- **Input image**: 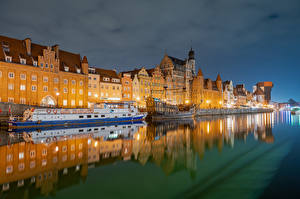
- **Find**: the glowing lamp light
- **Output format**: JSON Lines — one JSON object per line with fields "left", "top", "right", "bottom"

{"left": 55, "top": 146, "right": 59, "bottom": 152}
{"left": 219, "top": 101, "right": 222, "bottom": 104}
{"left": 94, "top": 141, "right": 98, "bottom": 147}
{"left": 206, "top": 100, "right": 211, "bottom": 104}
{"left": 56, "top": 92, "right": 60, "bottom": 96}
{"left": 137, "top": 134, "right": 140, "bottom": 140}
{"left": 94, "top": 94, "right": 98, "bottom": 98}
{"left": 185, "top": 100, "right": 189, "bottom": 104}
{"left": 136, "top": 97, "right": 140, "bottom": 101}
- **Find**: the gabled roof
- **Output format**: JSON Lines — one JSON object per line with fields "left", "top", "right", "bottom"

{"left": 94, "top": 67, "right": 121, "bottom": 84}
{"left": 197, "top": 69, "right": 203, "bottom": 77}
{"left": 0, "top": 35, "right": 83, "bottom": 74}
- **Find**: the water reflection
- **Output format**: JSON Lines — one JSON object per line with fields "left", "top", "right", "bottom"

{"left": 0, "top": 112, "right": 290, "bottom": 199}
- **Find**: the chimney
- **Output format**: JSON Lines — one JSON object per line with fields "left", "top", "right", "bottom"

{"left": 53, "top": 44, "right": 59, "bottom": 59}
{"left": 24, "top": 38, "right": 31, "bottom": 55}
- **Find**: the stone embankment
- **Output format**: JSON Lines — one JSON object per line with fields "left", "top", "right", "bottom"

{"left": 196, "top": 108, "right": 273, "bottom": 116}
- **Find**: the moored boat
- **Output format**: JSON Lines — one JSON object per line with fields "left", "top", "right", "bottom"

{"left": 291, "top": 107, "right": 300, "bottom": 115}
{"left": 8, "top": 102, "right": 147, "bottom": 129}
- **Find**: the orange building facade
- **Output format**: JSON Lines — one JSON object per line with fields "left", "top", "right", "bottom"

{"left": 119, "top": 72, "right": 132, "bottom": 101}
{"left": 0, "top": 35, "right": 89, "bottom": 108}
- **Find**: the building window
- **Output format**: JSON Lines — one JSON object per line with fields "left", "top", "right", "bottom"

{"left": 50, "top": 64, "right": 53, "bottom": 69}
{"left": 8, "top": 72, "right": 14, "bottom": 79}
{"left": 94, "top": 84, "right": 97, "bottom": 88}
{"left": 43, "top": 86, "right": 48, "bottom": 92}
{"left": 20, "top": 85, "right": 26, "bottom": 91}
{"left": 79, "top": 100, "right": 83, "bottom": 106}
{"left": 7, "top": 154, "right": 13, "bottom": 162}
{"left": 64, "top": 66, "right": 69, "bottom": 72}
{"left": 8, "top": 84, "right": 14, "bottom": 90}
{"left": 54, "top": 78, "right": 59, "bottom": 83}
{"left": 79, "top": 89, "right": 83, "bottom": 95}
{"left": 0, "top": 70, "right": 2, "bottom": 78}
{"left": 20, "top": 98, "right": 26, "bottom": 104}
{"left": 5, "top": 56, "right": 12, "bottom": 62}
{"left": 40, "top": 63, "right": 43, "bottom": 68}
{"left": 33, "top": 60, "right": 37, "bottom": 66}
{"left": 42, "top": 159, "right": 47, "bottom": 166}
{"left": 72, "top": 80, "right": 76, "bottom": 85}
{"left": 71, "top": 144, "right": 75, "bottom": 151}
{"left": 62, "top": 146, "right": 67, "bottom": 152}
{"left": 30, "top": 150, "right": 36, "bottom": 158}
{"left": 43, "top": 77, "right": 48, "bottom": 82}
{"left": 72, "top": 89, "right": 75, "bottom": 94}
{"left": 20, "top": 58, "right": 26, "bottom": 65}
{"left": 32, "top": 85, "right": 37, "bottom": 92}
{"left": 88, "top": 92, "right": 91, "bottom": 96}
{"left": 76, "top": 68, "right": 81, "bottom": 73}
{"left": 63, "top": 100, "right": 67, "bottom": 106}
{"left": 20, "top": 74, "right": 26, "bottom": 80}
{"left": 42, "top": 149, "right": 47, "bottom": 156}
{"left": 8, "top": 98, "right": 14, "bottom": 103}
{"left": 30, "top": 161, "right": 35, "bottom": 169}
{"left": 32, "top": 75, "right": 37, "bottom": 81}
{"left": 79, "top": 143, "right": 83, "bottom": 150}
{"left": 45, "top": 63, "right": 48, "bottom": 68}
{"left": 64, "top": 88, "right": 68, "bottom": 93}
{"left": 6, "top": 165, "right": 13, "bottom": 174}
{"left": 53, "top": 156, "right": 58, "bottom": 163}
{"left": 71, "top": 100, "right": 75, "bottom": 106}
{"left": 64, "top": 79, "right": 68, "bottom": 84}
{"left": 19, "top": 152, "right": 24, "bottom": 160}
{"left": 80, "top": 81, "right": 83, "bottom": 86}
{"left": 18, "top": 163, "right": 25, "bottom": 171}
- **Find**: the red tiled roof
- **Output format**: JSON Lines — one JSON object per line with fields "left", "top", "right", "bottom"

{"left": 0, "top": 35, "right": 84, "bottom": 74}
{"left": 94, "top": 67, "right": 121, "bottom": 84}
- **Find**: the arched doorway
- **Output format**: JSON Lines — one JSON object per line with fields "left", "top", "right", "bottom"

{"left": 41, "top": 96, "right": 56, "bottom": 107}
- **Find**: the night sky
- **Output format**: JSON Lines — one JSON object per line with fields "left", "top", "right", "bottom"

{"left": 1, "top": 0, "right": 299, "bottom": 102}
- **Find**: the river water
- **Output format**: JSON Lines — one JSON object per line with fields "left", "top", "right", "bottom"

{"left": 0, "top": 111, "right": 299, "bottom": 199}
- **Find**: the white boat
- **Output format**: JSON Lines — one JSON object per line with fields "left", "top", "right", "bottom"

{"left": 9, "top": 102, "right": 147, "bottom": 129}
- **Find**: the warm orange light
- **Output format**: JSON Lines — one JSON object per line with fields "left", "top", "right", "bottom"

{"left": 206, "top": 100, "right": 211, "bottom": 104}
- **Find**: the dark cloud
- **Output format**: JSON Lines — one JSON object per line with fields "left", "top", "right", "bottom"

{"left": 0, "top": 0, "right": 300, "bottom": 102}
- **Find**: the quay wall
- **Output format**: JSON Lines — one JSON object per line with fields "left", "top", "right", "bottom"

{"left": 196, "top": 108, "right": 273, "bottom": 116}
{"left": 0, "top": 102, "right": 41, "bottom": 117}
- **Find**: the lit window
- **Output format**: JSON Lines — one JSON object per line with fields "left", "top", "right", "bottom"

{"left": 8, "top": 72, "right": 14, "bottom": 79}
{"left": 43, "top": 76, "right": 48, "bottom": 82}
{"left": 20, "top": 58, "right": 26, "bottom": 65}
{"left": 72, "top": 89, "right": 75, "bottom": 94}
{"left": 79, "top": 81, "right": 83, "bottom": 86}
{"left": 54, "top": 87, "right": 58, "bottom": 92}
{"left": 72, "top": 80, "right": 76, "bottom": 85}
{"left": 64, "top": 88, "right": 68, "bottom": 93}
{"left": 62, "top": 146, "right": 67, "bottom": 152}
{"left": 53, "top": 156, "right": 58, "bottom": 163}
{"left": 40, "top": 63, "right": 43, "bottom": 68}
{"left": 42, "top": 159, "right": 47, "bottom": 166}
{"left": 30, "top": 161, "right": 35, "bottom": 169}
{"left": 64, "top": 66, "right": 69, "bottom": 72}
{"left": 79, "top": 89, "right": 83, "bottom": 95}
{"left": 88, "top": 92, "right": 91, "bottom": 96}
{"left": 71, "top": 100, "right": 75, "bottom": 106}
{"left": 30, "top": 150, "right": 35, "bottom": 158}
{"left": 43, "top": 86, "right": 48, "bottom": 92}
{"left": 8, "top": 84, "right": 14, "bottom": 90}
{"left": 20, "top": 98, "right": 26, "bottom": 104}
{"left": 31, "top": 75, "right": 37, "bottom": 81}
{"left": 0, "top": 70, "right": 2, "bottom": 78}
{"left": 79, "top": 100, "right": 83, "bottom": 106}
{"left": 18, "top": 163, "right": 25, "bottom": 171}
{"left": 64, "top": 79, "right": 68, "bottom": 84}
{"left": 5, "top": 56, "right": 12, "bottom": 62}
{"left": 6, "top": 165, "right": 13, "bottom": 174}
{"left": 19, "top": 152, "right": 24, "bottom": 160}
{"left": 33, "top": 61, "right": 37, "bottom": 66}
{"left": 7, "top": 154, "right": 13, "bottom": 162}
{"left": 20, "top": 85, "right": 26, "bottom": 91}
{"left": 20, "top": 74, "right": 26, "bottom": 80}
{"left": 50, "top": 64, "right": 53, "bottom": 69}
{"left": 45, "top": 63, "right": 48, "bottom": 68}
{"left": 63, "top": 100, "right": 67, "bottom": 106}
{"left": 8, "top": 98, "right": 14, "bottom": 103}
{"left": 42, "top": 149, "right": 47, "bottom": 156}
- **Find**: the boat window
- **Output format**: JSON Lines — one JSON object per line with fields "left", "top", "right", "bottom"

{"left": 123, "top": 126, "right": 126, "bottom": 128}
{"left": 79, "top": 115, "right": 84, "bottom": 118}
{"left": 79, "top": 129, "right": 84, "bottom": 132}
{"left": 110, "top": 131, "right": 114, "bottom": 134}
{"left": 101, "top": 115, "right": 105, "bottom": 118}
{"left": 101, "top": 127, "right": 105, "bottom": 130}
{"left": 128, "top": 114, "right": 131, "bottom": 116}
{"left": 94, "top": 128, "right": 99, "bottom": 131}
{"left": 87, "top": 115, "right": 91, "bottom": 118}
{"left": 94, "top": 115, "right": 98, "bottom": 118}
{"left": 128, "top": 126, "right": 131, "bottom": 128}
{"left": 123, "top": 114, "right": 126, "bottom": 116}
{"left": 115, "top": 116, "right": 118, "bottom": 118}
{"left": 88, "top": 129, "right": 92, "bottom": 132}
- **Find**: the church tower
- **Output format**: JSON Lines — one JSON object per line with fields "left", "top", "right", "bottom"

{"left": 188, "top": 47, "right": 196, "bottom": 77}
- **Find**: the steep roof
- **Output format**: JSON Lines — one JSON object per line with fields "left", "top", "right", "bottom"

{"left": 168, "top": 56, "right": 186, "bottom": 66}
{"left": 216, "top": 74, "right": 221, "bottom": 81}
{"left": 146, "top": 68, "right": 155, "bottom": 77}
{"left": 0, "top": 35, "right": 83, "bottom": 74}
{"left": 94, "top": 67, "right": 121, "bottom": 84}
{"left": 197, "top": 69, "right": 203, "bottom": 77}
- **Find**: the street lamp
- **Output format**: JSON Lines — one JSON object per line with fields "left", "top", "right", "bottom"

{"left": 56, "top": 92, "right": 60, "bottom": 107}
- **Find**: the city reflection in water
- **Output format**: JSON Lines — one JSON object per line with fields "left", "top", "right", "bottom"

{"left": 0, "top": 113, "right": 282, "bottom": 198}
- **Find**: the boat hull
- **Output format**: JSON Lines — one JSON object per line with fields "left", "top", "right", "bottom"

{"left": 9, "top": 115, "right": 145, "bottom": 129}
{"left": 151, "top": 112, "right": 194, "bottom": 121}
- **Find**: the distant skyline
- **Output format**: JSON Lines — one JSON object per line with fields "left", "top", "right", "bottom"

{"left": 1, "top": 0, "right": 299, "bottom": 102}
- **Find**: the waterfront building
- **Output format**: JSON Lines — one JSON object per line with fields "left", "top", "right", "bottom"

{"left": 253, "top": 82, "right": 273, "bottom": 104}
{"left": 233, "top": 84, "right": 247, "bottom": 106}
{"left": 132, "top": 74, "right": 140, "bottom": 102}
{"left": 159, "top": 48, "right": 196, "bottom": 104}
{"left": 123, "top": 67, "right": 151, "bottom": 107}
{"left": 95, "top": 68, "right": 122, "bottom": 102}
{"left": 119, "top": 72, "right": 132, "bottom": 101}
{"left": 0, "top": 35, "right": 89, "bottom": 108}
{"left": 146, "top": 65, "right": 165, "bottom": 101}
{"left": 88, "top": 67, "right": 101, "bottom": 106}
{"left": 191, "top": 70, "right": 223, "bottom": 109}
{"left": 223, "top": 80, "right": 234, "bottom": 107}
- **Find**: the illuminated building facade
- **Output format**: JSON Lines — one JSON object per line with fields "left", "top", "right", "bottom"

{"left": 88, "top": 67, "right": 100, "bottom": 106}
{"left": 0, "top": 35, "right": 89, "bottom": 108}
{"left": 119, "top": 72, "right": 132, "bottom": 101}
{"left": 191, "top": 70, "right": 223, "bottom": 109}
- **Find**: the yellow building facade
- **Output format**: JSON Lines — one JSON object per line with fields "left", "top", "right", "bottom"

{"left": 0, "top": 35, "right": 89, "bottom": 108}
{"left": 87, "top": 67, "right": 101, "bottom": 106}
